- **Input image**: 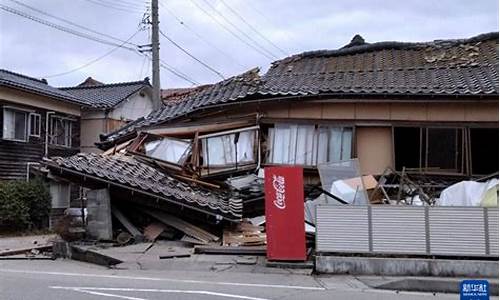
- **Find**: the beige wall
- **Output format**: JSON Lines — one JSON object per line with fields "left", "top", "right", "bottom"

{"left": 263, "top": 101, "right": 499, "bottom": 122}
{"left": 0, "top": 87, "right": 81, "bottom": 116}
{"left": 356, "top": 127, "right": 393, "bottom": 175}
{"left": 80, "top": 112, "right": 127, "bottom": 153}
{"left": 80, "top": 118, "right": 106, "bottom": 152}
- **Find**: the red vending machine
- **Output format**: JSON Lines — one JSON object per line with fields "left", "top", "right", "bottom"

{"left": 265, "top": 166, "right": 306, "bottom": 261}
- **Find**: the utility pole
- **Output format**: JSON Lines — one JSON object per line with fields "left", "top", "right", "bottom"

{"left": 151, "top": 0, "right": 161, "bottom": 109}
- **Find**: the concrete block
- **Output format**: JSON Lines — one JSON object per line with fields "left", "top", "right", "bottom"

{"left": 315, "top": 255, "right": 499, "bottom": 278}
{"left": 86, "top": 189, "right": 112, "bottom": 240}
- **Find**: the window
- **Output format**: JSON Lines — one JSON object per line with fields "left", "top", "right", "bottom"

{"left": 201, "top": 129, "right": 257, "bottom": 168}
{"left": 49, "top": 117, "right": 72, "bottom": 147}
{"left": 29, "top": 113, "right": 41, "bottom": 137}
{"left": 144, "top": 137, "right": 191, "bottom": 164}
{"left": 3, "top": 108, "right": 28, "bottom": 141}
{"left": 394, "top": 126, "right": 464, "bottom": 173}
{"left": 268, "top": 123, "right": 352, "bottom": 166}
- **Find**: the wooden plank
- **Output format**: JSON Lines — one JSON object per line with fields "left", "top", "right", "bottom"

{"left": 111, "top": 206, "right": 144, "bottom": 241}
{"left": 139, "top": 207, "right": 219, "bottom": 244}
{"left": 143, "top": 222, "right": 166, "bottom": 241}
{"left": 0, "top": 245, "right": 52, "bottom": 257}
{"left": 159, "top": 253, "right": 191, "bottom": 259}
{"left": 194, "top": 245, "right": 266, "bottom": 255}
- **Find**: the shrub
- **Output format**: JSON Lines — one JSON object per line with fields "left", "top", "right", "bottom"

{"left": 0, "top": 178, "right": 51, "bottom": 230}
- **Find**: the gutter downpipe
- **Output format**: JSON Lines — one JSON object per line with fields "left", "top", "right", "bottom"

{"left": 26, "top": 162, "right": 40, "bottom": 182}
{"left": 45, "top": 111, "right": 55, "bottom": 157}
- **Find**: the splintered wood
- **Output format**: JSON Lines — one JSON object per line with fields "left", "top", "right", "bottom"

{"left": 223, "top": 220, "right": 266, "bottom": 247}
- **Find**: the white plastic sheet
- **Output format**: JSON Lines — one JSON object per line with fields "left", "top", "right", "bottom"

{"left": 437, "top": 178, "right": 499, "bottom": 206}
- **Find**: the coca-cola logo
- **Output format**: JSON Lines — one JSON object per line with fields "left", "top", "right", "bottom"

{"left": 272, "top": 175, "right": 286, "bottom": 209}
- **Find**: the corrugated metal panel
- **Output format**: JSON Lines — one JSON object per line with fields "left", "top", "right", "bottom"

{"left": 316, "top": 206, "right": 369, "bottom": 253}
{"left": 488, "top": 208, "right": 499, "bottom": 256}
{"left": 371, "top": 206, "right": 427, "bottom": 254}
{"left": 429, "top": 207, "right": 485, "bottom": 256}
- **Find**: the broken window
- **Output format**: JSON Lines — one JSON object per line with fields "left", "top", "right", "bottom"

{"left": 268, "top": 123, "right": 352, "bottom": 166}
{"left": 394, "top": 126, "right": 464, "bottom": 174}
{"left": 470, "top": 128, "right": 499, "bottom": 175}
{"left": 201, "top": 127, "right": 257, "bottom": 169}
{"left": 144, "top": 137, "right": 191, "bottom": 164}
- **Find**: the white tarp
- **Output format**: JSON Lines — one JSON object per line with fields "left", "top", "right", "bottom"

{"left": 437, "top": 178, "right": 499, "bottom": 207}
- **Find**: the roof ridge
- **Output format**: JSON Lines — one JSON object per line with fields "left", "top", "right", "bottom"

{"left": 60, "top": 78, "right": 150, "bottom": 90}
{"left": 0, "top": 69, "right": 47, "bottom": 84}
{"left": 274, "top": 31, "right": 499, "bottom": 64}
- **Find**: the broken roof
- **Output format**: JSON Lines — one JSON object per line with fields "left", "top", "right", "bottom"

{"left": 101, "top": 32, "right": 499, "bottom": 145}
{"left": 44, "top": 153, "right": 243, "bottom": 221}
{"left": 0, "top": 69, "right": 90, "bottom": 106}
{"left": 60, "top": 78, "right": 151, "bottom": 109}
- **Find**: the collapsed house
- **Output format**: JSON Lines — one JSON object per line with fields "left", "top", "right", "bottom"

{"left": 41, "top": 33, "right": 499, "bottom": 254}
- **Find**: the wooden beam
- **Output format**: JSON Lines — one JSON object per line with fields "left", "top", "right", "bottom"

{"left": 111, "top": 205, "right": 144, "bottom": 241}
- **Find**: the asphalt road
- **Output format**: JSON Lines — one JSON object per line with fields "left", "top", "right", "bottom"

{"left": 0, "top": 259, "right": 464, "bottom": 300}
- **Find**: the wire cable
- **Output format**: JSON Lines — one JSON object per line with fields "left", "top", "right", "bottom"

{"left": 1, "top": 4, "right": 200, "bottom": 85}
{"left": 7, "top": 0, "right": 138, "bottom": 47}
{"left": 218, "top": 0, "right": 288, "bottom": 56}
{"left": 0, "top": 4, "right": 139, "bottom": 51}
{"left": 82, "top": 0, "right": 144, "bottom": 14}
{"left": 187, "top": 0, "right": 275, "bottom": 60}
{"left": 42, "top": 30, "right": 142, "bottom": 78}
{"left": 159, "top": 29, "right": 225, "bottom": 79}
{"left": 158, "top": 1, "right": 247, "bottom": 69}
{"left": 199, "top": 0, "right": 279, "bottom": 59}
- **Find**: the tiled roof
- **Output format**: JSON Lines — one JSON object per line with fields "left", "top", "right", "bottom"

{"left": 0, "top": 69, "right": 89, "bottom": 106}
{"left": 44, "top": 153, "right": 242, "bottom": 220}
{"left": 161, "top": 86, "right": 211, "bottom": 104}
{"left": 260, "top": 32, "right": 498, "bottom": 97}
{"left": 60, "top": 79, "right": 151, "bottom": 109}
{"left": 102, "top": 69, "right": 261, "bottom": 142}
{"left": 101, "top": 32, "right": 499, "bottom": 144}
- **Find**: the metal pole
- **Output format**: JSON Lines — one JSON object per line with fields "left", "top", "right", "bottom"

{"left": 151, "top": 0, "right": 161, "bottom": 108}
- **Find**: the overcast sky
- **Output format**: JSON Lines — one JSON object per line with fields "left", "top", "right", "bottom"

{"left": 0, "top": 0, "right": 498, "bottom": 88}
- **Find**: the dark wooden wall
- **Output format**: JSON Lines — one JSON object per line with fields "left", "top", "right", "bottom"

{"left": 0, "top": 101, "right": 80, "bottom": 180}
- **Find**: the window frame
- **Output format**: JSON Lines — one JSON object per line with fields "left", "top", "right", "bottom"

{"left": 393, "top": 125, "right": 467, "bottom": 175}
{"left": 2, "top": 107, "right": 29, "bottom": 142}
{"left": 28, "top": 113, "right": 41, "bottom": 137}
{"left": 49, "top": 116, "right": 73, "bottom": 148}
{"left": 200, "top": 126, "right": 259, "bottom": 171}
{"left": 266, "top": 123, "right": 354, "bottom": 167}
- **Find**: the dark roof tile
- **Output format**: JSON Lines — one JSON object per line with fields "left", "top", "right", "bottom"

{"left": 45, "top": 153, "right": 242, "bottom": 220}
{"left": 0, "top": 69, "right": 88, "bottom": 106}
{"left": 61, "top": 79, "right": 151, "bottom": 108}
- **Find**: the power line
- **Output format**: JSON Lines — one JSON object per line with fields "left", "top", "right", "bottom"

{"left": 198, "top": 0, "right": 279, "bottom": 59}
{"left": 218, "top": 0, "right": 288, "bottom": 56}
{"left": 1, "top": 4, "right": 200, "bottom": 85}
{"left": 159, "top": 29, "right": 225, "bottom": 80}
{"left": 7, "top": 0, "right": 138, "bottom": 47}
{"left": 42, "top": 30, "right": 142, "bottom": 78}
{"left": 99, "top": 0, "right": 148, "bottom": 10}
{"left": 82, "top": 0, "right": 144, "bottom": 13}
{"left": 187, "top": 0, "right": 275, "bottom": 60}
{"left": 242, "top": 1, "right": 307, "bottom": 50}
{"left": 0, "top": 4, "right": 139, "bottom": 51}
{"left": 158, "top": 1, "right": 247, "bottom": 69}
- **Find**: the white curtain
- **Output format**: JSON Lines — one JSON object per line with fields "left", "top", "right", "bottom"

{"left": 3, "top": 109, "right": 15, "bottom": 139}
{"left": 202, "top": 130, "right": 256, "bottom": 166}
{"left": 269, "top": 124, "right": 352, "bottom": 166}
